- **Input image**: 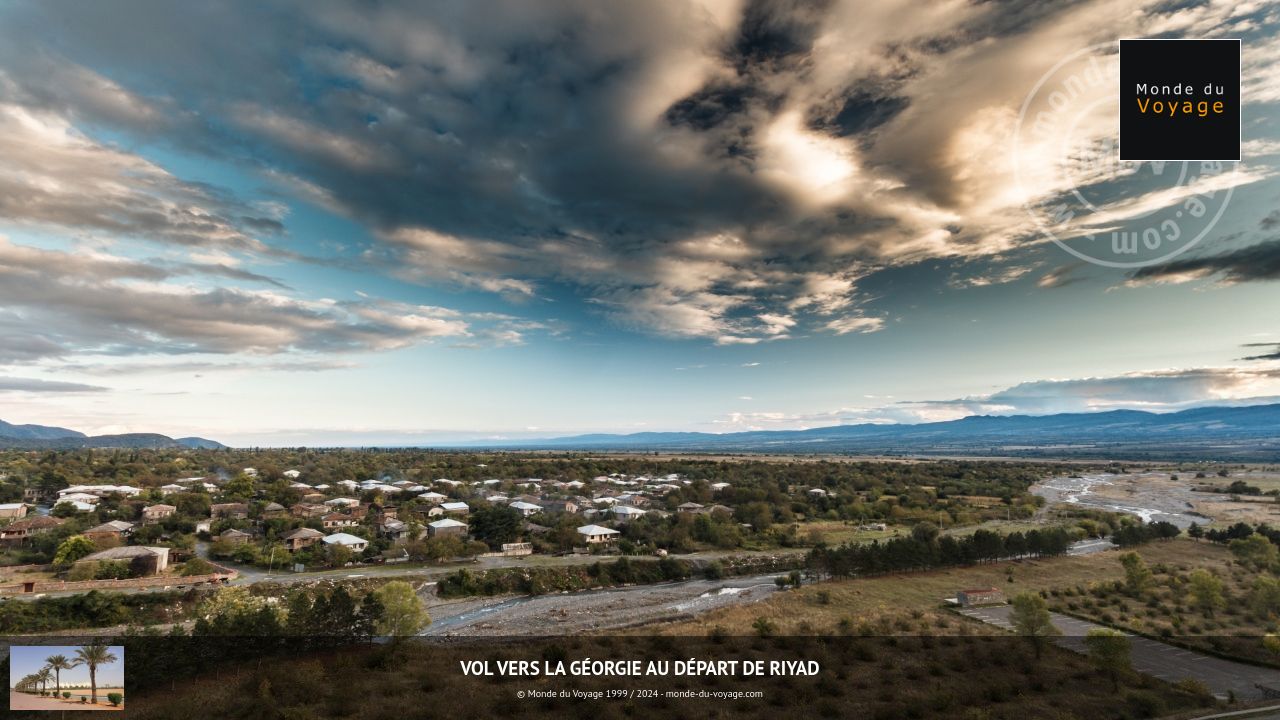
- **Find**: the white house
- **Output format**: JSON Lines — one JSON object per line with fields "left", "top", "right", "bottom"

{"left": 419, "top": 492, "right": 447, "bottom": 504}
{"left": 577, "top": 524, "right": 620, "bottom": 544}
{"left": 322, "top": 532, "right": 369, "bottom": 553}
{"left": 441, "top": 501, "right": 469, "bottom": 515}
{"left": 283, "top": 470, "right": 302, "bottom": 479}
{"left": 324, "top": 497, "right": 361, "bottom": 509}
{"left": 509, "top": 501, "right": 543, "bottom": 517}
{"left": 612, "top": 505, "right": 647, "bottom": 522}
{"left": 56, "top": 492, "right": 101, "bottom": 506}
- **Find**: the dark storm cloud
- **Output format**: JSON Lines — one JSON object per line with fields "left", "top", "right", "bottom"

{"left": 1129, "top": 239, "right": 1280, "bottom": 284}
{"left": 1242, "top": 343, "right": 1280, "bottom": 361}
{"left": 1, "top": 0, "right": 1277, "bottom": 349}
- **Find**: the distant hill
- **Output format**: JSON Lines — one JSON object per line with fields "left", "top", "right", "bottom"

{"left": 0, "top": 420, "right": 226, "bottom": 450}
{"left": 454, "top": 403, "right": 1280, "bottom": 461}
{"left": 176, "top": 437, "right": 226, "bottom": 449}
{"left": 0, "top": 419, "right": 84, "bottom": 441}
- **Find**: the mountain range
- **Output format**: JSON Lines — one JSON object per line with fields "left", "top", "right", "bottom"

{"left": 5, "top": 404, "right": 1280, "bottom": 459}
{"left": 454, "top": 403, "right": 1280, "bottom": 461}
{"left": 0, "top": 419, "right": 224, "bottom": 450}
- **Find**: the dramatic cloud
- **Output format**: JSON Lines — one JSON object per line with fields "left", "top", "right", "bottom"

{"left": 1128, "top": 238, "right": 1280, "bottom": 285}
{"left": 709, "top": 366, "right": 1280, "bottom": 430}
{"left": 0, "top": 238, "right": 542, "bottom": 363}
{"left": 2, "top": 0, "right": 1272, "bottom": 347}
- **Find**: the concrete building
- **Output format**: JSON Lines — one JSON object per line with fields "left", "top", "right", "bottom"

{"left": 577, "top": 524, "right": 620, "bottom": 544}
{"left": 427, "top": 518, "right": 468, "bottom": 538}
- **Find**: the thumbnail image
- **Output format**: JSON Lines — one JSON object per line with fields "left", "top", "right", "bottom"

{"left": 9, "top": 644, "right": 124, "bottom": 711}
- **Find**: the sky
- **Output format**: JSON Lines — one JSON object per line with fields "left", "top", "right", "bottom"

{"left": 1, "top": 0, "right": 1280, "bottom": 446}
{"left": 8, "top": 646, "right": 124, "bottom": 689}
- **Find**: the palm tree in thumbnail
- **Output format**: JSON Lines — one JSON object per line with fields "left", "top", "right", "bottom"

{"left": 35, "top": 667, "right": 52, "bottom": 696}
{"left": 45, "top": 654, "right": 73, "bottom": 698}
{"left": 73, "top": 642, "right": 118, "bottom": 705}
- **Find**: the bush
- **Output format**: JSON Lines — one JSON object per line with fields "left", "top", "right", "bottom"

{"left": 107, "top": 692, "right": 122, "bottom": 707}
{"left": 62, "top": 692, "right": 70, "bottom": 699}
{"left": 753, "top": 616, "right": 776, "bottom": 638}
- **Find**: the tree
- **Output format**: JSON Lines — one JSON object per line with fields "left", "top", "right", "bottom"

{"left": 1265, "top": 633, "right": 1280, "bottom": 658}
{"left": 325, "top": 542, "right": 353, "bottom": 567}
{"left": 1010, "top": 592, "right": 1060, "bottom": 660}
{"left": 35, "top": 667, "right": 52, "bottom": 695}
{"left": 372, "top": 580, "right": 431, "bottom": 636}
{"left": 1230, "top": 534, "right": 1278, "bottom": 571}
{"left": 468, "top": 505, "right": 523, "bottom": 550}
{"left": 45, "top": 654, "right": 73, "bottom": 698}
{"left": 74, "top": 642, "right": 118, "bottom": 705}
{"left": 1188, "top": 522, "right": 1204, "bottom": 540}
{"left": 1119, "top": 552, "right": 1153, "bottom": 594}
{"left": 1188, "top": 569, "right": 1225, "bottom": 615}
{"left": 910, "top": 521, "right": 939, "bottom": 544}
{"left": 53, "top": 535, "right": 96, "bottom": 567}
{"left": 1084, "top": 628, "right": 1131, "bottom": 692}
{"left": 1251, "top": 576, "right": 1280, "bottom": 618}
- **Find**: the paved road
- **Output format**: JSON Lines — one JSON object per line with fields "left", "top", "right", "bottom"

{"left": 960, "top": 605, "right": 1280, "bottom": 700}
{"left": 1067, "top": 537, "right": 1115, "bottom": 556}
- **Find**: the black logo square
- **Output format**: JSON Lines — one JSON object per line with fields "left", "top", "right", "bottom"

{"left": 1119, "top": 38, "right": 1240, "bottom": 161}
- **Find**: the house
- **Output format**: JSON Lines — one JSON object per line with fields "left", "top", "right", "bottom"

{"left": 78, "top": 545, "right": 170, "bottom": 575}
{"left": 611, "top": 505, "right": 647, "bottom": 523}
{"left": 428, "top": 518, "right": 468, "bottom": 538}
{"left": 195, "top": 520, "right": 212, "bottom": 534}
{"left": 808, "top": 488, "right": 829, "bottom": 497}
{"left": 142, "top": 504, "right": 177, "bottom": 522}
{"left": 542, "top": 499, "right": 579, "bottom": 514}
{"left": 322, "top": 513, "right": 357, "bottom": 530}
{"left": 218, "top": 528, "right": 252, "bottom": 545}
{"left": 710, "top": 482, "right": 731, "bottom": 492}
{"left": 0, "top": 515, "right": 65, "bottom": 543}
{"left": 290, "top": 503, "right": 328, "bottom": 519}
{"left": 418, "top": 491, "right": 448, "bottom": 504}
{"left": 282, "top": 527, "right": 324, "bottom": 552}
{"left": 282, "top": 470, "right": 302, "bottom": 479}
{"left": 83, "top": 520, "right": 134, "bottom": 543}
{"left": 160, "top": 484, "right": 185, "bottom": 496}
{"left": 59, "top": 484, "right": 141, "bottom": 498}
{"left": 441, "top": 501, "right": 469, "bottom": 516}
{"left": 322, "top": 532, "right": 369, "bottom": 553}
{"left": 677, "top": 502, "right": 705, "bottom": 514}
{"left": 380, "top": 518, "right": 411, "bottom": 543}
{"left": 210, "top": 502, "right": 249, "bottom": 519}
{"left": 0, "top": 502, "right": 27, "bottom": 520}
{"left": 956, "top": 587, "right": 1006, "bottom": 607}
{"left": 324, "top": 497, "right": 360, "bottom": 510}
{"left": 55, "top": 492, "right": 101, "bottom": 507}
{"left": 509, "top": 501, "right": 543, "bottom": 517}
{"left": 577, "top": 524, "right": 620, "bottom": 544}
{"left": 261, "top": 502, "right": 288, "bottom": 519}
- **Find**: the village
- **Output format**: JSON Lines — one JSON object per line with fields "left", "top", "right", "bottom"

{"left": 0, "top": 465, "right": 793, "bottom": 595}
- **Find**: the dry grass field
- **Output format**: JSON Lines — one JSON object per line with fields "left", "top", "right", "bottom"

{"left": 647, "top": 539, "right": 1228, "bottom": 637}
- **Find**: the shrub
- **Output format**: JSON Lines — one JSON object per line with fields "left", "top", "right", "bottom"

{"left": 753, "top": 617, "right": 776, "bottom": 638}
{"left": 107, "top": 692, "right": 122, "bottom": 707}
{"left": 62, "top": 691, "right": 70, "bottom": 699}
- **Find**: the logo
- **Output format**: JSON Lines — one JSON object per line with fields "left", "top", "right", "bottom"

{"left": 1013, "top": 43, "right": 1237, "bottom": 268}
